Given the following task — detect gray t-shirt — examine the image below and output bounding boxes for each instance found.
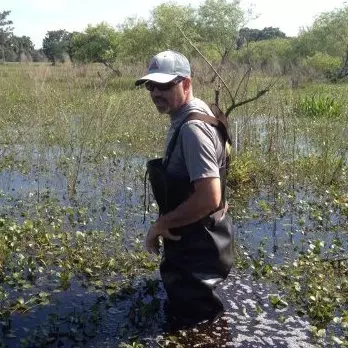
[165,98,225,182]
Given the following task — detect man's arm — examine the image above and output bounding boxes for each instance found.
[159,177,221,229]
[146,121,222,253]
[145,177,221,253]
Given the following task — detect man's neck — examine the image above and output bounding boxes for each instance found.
[169,95,194,117]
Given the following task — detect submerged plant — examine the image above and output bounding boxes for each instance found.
[251,239,348,346]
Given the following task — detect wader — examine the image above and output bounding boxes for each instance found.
[147,112,234,325]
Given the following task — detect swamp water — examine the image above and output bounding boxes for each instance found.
[0,140,346,347]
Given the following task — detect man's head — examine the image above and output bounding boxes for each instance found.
[135,50,193,114]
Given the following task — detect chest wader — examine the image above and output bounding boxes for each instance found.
[146,112,234,325]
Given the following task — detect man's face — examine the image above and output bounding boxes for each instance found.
[145,78,188,114]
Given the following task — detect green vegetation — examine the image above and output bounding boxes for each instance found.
[0,11,34,62]
[2,1,348,82]
[295,94,343,119]
[0,57,347,346]
[0,1,347,346]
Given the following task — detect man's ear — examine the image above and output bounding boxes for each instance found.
[183,78,191,92]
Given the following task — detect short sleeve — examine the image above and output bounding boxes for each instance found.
[180,121,220,182]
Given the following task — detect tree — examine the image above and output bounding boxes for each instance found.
[237,27,286,48]
[118,17,154,61]
[71,23,121,74]
[301,5,348,57]
[0,10,13,43]
[259,27,286,41]
[237,27,260,48]
[294,4,348,80]
[150,3,198,56]
[0,10,13,61]
[197,0,245,62]
[9,35,34,61]
[234,38,293,73]
[42,29,73,64]
[31,48,47,62]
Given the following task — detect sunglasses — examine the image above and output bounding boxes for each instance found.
[145,77,185,92]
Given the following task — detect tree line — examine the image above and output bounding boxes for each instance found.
[1,0,348,81]
[0,10,36,62]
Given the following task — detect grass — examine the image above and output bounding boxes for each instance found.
[0,61,347,346]
[0,63,166,156]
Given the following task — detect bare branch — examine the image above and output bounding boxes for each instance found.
[225,76,281,116]
[226,89,269,116]
[101,60,121,76]
[233,66,252,102]
[177,24,277,117]
[176,25,234,105]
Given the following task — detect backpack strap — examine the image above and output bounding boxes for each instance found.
[186,112,232,146]
[163,110,232,176]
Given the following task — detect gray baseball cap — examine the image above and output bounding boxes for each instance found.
[135,50,191,86]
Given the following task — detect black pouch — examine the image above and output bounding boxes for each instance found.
[146,158,192,215]
[146,158,168,214]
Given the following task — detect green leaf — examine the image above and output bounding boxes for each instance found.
[269,295,288,309]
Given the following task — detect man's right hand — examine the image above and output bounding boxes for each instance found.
[145,221,181,254]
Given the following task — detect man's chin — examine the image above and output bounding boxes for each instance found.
[155,105,169,114]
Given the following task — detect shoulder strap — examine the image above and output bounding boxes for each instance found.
[187,112,232,145]
[163,111,232,168]
[163,116,189,168]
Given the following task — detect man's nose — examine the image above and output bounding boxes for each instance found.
[151,87,162,96]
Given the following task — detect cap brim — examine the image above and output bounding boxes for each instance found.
[135,73,178,86]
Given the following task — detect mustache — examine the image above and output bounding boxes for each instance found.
[152,97,167,103]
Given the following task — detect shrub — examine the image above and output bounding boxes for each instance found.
[227,150,260,190]
[302,53,341,77]
[295,95,342,118]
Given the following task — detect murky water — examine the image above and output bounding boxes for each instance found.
[0,144,346,347]
[1,145,346,253]
[0,146,148,234]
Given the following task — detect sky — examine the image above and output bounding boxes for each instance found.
[1,0,347,49]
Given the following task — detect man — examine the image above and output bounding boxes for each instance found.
[135,50,234,328]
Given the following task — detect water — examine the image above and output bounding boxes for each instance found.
[0,146,149,234]
[1,145,346,252]
[0,144,346,347]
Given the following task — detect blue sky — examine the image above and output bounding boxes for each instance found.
[1,0,347,48]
